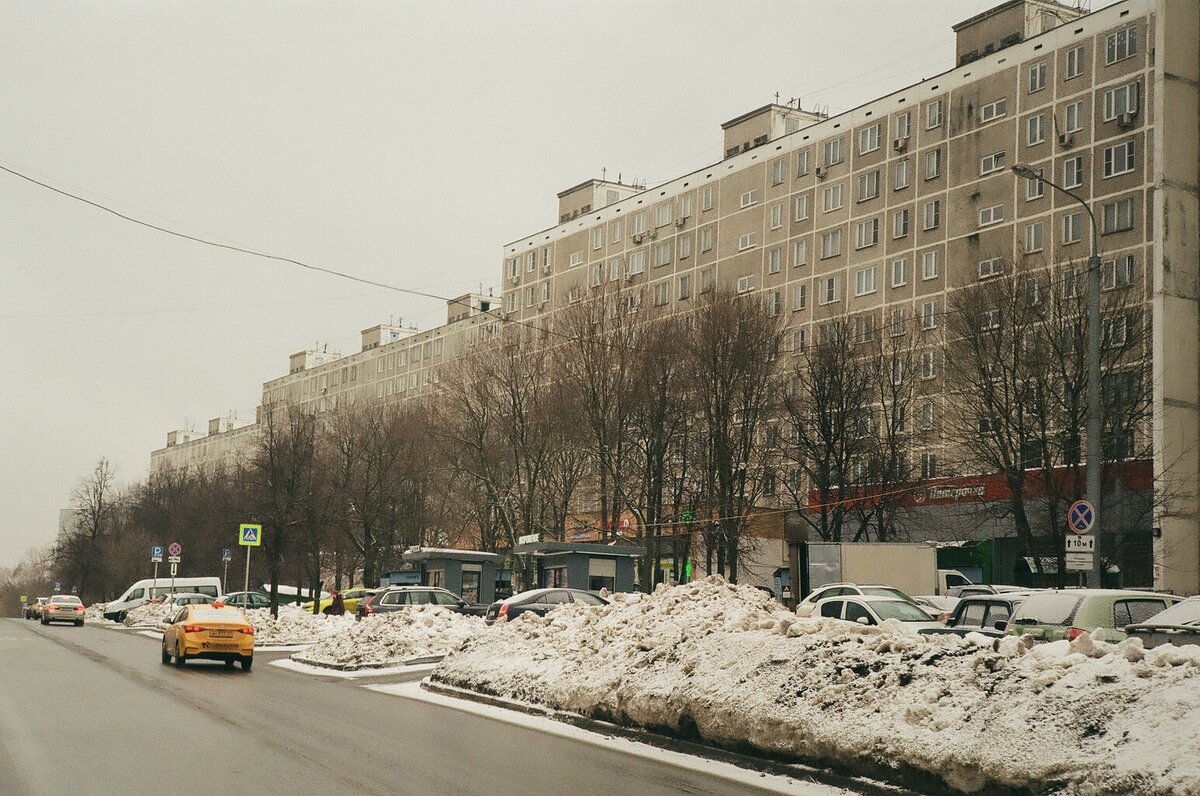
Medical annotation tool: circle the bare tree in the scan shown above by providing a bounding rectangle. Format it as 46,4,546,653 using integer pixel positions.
55,458,118,601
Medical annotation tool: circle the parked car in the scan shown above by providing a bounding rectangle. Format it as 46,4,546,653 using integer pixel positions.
484,588,608,625
912,594,960,622
41,594,85,626
1124,596,1200,648
795,583,920,617
1005,589,1183,642
161,604,254,670
945,584,1029,599
813,595,945,632
919,593,1033,638
102,577,222,622
24,597,48,620
301,587,378,615
357,587,469,620
218,591,272,610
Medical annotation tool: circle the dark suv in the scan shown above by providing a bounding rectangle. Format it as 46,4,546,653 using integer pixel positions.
356,586,469,620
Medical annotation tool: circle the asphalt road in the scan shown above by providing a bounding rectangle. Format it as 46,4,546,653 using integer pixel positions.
0,619,839,796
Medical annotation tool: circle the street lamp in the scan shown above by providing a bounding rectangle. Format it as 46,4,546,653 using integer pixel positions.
1012,163,1104,588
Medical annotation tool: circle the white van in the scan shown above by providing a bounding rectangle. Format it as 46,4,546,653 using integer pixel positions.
102,577,223,621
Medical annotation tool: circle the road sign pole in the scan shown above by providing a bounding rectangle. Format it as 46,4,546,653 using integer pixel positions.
244,545,251,597
152,561,159,588
223,559,229,595
170,564,175,595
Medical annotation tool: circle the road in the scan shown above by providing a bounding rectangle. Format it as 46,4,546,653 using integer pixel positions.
0,619,849,796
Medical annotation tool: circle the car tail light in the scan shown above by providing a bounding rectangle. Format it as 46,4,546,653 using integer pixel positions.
184,624,203,633
1065,627,1087,642
75,605,85,612
497,604,509,619
240,626,254,635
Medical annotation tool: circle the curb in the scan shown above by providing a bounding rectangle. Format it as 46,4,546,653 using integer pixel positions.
291,654,445,672
420,680,927,796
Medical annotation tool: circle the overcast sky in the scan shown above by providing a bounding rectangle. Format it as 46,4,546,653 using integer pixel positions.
1,0,1120,569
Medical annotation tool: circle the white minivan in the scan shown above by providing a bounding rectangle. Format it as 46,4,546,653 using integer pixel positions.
102,577,222,622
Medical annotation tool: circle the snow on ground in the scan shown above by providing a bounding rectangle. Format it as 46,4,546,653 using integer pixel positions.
243,605,356,646
122,601,173,628
84,603,114,624
430,576,1200,795
292,607,482,669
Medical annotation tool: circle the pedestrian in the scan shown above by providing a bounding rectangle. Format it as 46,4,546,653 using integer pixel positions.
329,588,345,616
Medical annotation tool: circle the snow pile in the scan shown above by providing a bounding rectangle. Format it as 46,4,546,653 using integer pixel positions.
242,605,356,647
84,603,113,623
432,577,1200,795
122,601,173,628
293,607,483,669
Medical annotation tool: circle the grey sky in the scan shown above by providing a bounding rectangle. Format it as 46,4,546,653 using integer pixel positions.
0,0,1116,568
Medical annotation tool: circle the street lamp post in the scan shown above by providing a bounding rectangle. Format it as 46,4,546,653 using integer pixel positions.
1012,163,1104,588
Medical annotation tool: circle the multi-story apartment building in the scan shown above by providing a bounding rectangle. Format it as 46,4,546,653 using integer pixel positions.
497,0,1199,594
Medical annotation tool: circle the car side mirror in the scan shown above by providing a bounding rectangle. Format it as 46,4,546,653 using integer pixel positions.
946,616,956,627
994,620,1007,632
457,600,467,608
856,616,870,625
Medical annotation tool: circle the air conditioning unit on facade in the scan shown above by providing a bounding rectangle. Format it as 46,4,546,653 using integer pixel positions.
632,233,645,244
1117,112,1134,128
1058,132,1074,147
815,165,827,178
892,137,908,152
674,217,686,227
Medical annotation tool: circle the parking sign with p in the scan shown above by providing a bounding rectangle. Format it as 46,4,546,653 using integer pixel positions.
239,523,262,547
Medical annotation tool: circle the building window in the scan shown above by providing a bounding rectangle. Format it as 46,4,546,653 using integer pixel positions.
1027,114,1046,146
890,306,908,335
653,281,670,306
1028,62,1047,93
894,159,910,190
854,315,875,344
978,257,1003,279
919,403,936,431
569,251,583,266
1065,101,1085,133
896,111,911,140
822,183,844,212
702,185,715,211
793,239,808,266
610,220,622,241
700,227,714,252
541,281,551,304
1066,45,1085,79
858,123,881,155
505,292,519,313
526,252,537,272
590,264,602,288
920,452,938,479
1024,222,1044,253
823,137,844,167
608,258,623,281
792,283,807,311
628,250,647,275
736,274,755,294
700,268,713,293
768,247,782,274
891,359,904,385
739,190,758,209
978,204,1005,227
820,229,842,259
980,151,1006,175
1063,212,1083,244
1105,26,1138,65
794,195,809,221
921,250,939,280
855,265,878,296
681,194,694,218
1026,175,1045,200
855,218,879,249
632,212,647,235
979,98,1007,123
893,208,909,239
772,158,786,185
1103,83,1140,121
737,232,757,251
1103,254,1134,290
770,203,784,229
921,350,938,379
592,227,605,250
1103,141,1136,178
857,170,880,201
1102,198,1134,234
655,203,673,227
923,199,940,230
766,289,781,316
924,148,941,179
525,285,535,307
819,276,841,304
679,274,691,300
796,149,810,176
980,308,1002,331
792,327,807,353
1063,156,1084,189
891,258,907,287
653,241,672,267
679,234,693,259
926,99,943,129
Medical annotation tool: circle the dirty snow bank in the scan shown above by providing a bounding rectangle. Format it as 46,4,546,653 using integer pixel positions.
243,605,356,646
84,603,115,623
122,601,173,628
431,576,1200,795
293,607,483,669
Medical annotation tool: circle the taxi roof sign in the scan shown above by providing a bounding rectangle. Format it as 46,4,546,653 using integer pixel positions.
239,523,262,546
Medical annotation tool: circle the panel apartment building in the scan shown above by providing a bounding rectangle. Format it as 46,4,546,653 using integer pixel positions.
496,0,1199,594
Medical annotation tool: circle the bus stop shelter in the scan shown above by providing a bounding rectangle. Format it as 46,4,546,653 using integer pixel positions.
511,541,644,593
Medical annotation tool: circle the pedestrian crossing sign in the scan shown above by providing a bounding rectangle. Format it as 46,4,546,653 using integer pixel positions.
239,523,262,547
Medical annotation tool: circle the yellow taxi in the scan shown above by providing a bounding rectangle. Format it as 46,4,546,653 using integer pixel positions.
161,603,254,670
300,587,377,615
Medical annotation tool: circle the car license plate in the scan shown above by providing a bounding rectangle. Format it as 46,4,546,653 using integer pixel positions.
209,630,233,638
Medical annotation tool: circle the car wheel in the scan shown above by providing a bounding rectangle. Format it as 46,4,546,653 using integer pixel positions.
240,656,253,671
40,616,48,625
224,659,235,669
161,644,171,664
174,642,186,667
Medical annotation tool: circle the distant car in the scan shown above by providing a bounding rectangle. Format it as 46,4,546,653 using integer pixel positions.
161,592,215,609
919,593,1033,638
161,604,254,670
795,583,920,617
357,587,468,620
1124,596,1200,648
302,587,378,615
24,597,48,620
41,594,85,626
945,584,1029,599
218,591,271,610
813,595,945,632
912,594,960,622
483,588,608,625
1006,589,1183,642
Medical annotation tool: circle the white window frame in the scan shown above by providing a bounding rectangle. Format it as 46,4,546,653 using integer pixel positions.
854,265,878,296
1027,114,1046,146
896,111,911,140
702,185,715,211
793,239,809,266
979,98,1007,123
795,149,810,177
591,227,605,250
1065,101,1085,133
978,204,1005,227
1102,254,1134,290
978,257,1004,280
1103,140,1135,178
923,200,940,230
926,99,943,129
1066,45,1085,79
857,170,880,201
924,148,941,180
1024,222,1044,253
794,195,809,221
1028,62,1047,93
736,274,755,294
822,137,844,167
1102,197,1134,234
980,151,1006,175
820,229,842,259
679,274,692,300
891,258,907,287
893,208,909,239
627,250,647,275
1105,26,1138,65
772,158,786,185
858,123,881,155
700,227,714,252
569,251,583,267
921,300,938,330
1103,83,1139,121
855,218,879,250
1063,156,1083,189
921,250,939,280
792,283,808,311
770,203,784,229
739,190,759,209
894,159,910,190
819,276,841,305
1026,175,1045,201
768,247,782,274
655,203,673,227
921,350,938,379
653,281,670,306
737,232,757,252
822,183,844,212
653,241,672,267
1063,212,1083,244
